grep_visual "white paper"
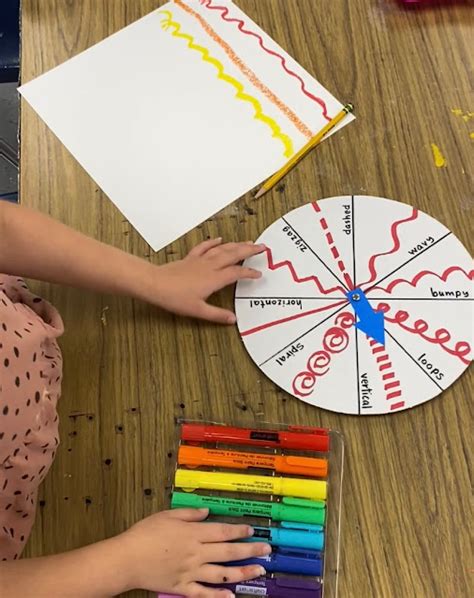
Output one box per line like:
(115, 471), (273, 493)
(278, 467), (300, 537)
(235, 196), (473, 415)
(19, 0), (352, 251)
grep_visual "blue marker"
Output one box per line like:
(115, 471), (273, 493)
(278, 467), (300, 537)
(227, 546), (323, 576)
(246, 522), (324, 550)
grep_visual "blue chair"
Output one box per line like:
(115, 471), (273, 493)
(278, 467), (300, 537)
(0, 0), (20, 84)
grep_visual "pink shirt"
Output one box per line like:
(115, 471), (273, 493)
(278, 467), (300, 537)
(0, 274), (63, 560)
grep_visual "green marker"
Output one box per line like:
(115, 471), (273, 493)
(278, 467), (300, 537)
(171, 492), (325, 525)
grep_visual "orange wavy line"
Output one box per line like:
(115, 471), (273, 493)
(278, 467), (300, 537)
(174, 0), (313, 139)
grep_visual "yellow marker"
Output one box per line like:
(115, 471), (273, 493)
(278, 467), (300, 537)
(254, 103), (354, 199)
(175, 468), (327, 501)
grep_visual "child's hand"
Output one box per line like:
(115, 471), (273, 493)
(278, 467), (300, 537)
(117, 508), (271, 597)
(147, 239), (265, 324)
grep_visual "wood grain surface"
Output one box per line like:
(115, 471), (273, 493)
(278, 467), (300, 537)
(20, 1), (472, 596)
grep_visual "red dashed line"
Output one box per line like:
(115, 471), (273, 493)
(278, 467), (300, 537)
(343, 274), (353, 288)
(311, 202), (354, 290)
(367, 338), (404, 410)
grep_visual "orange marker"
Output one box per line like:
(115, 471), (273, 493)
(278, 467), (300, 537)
(178, 445), (328, 478)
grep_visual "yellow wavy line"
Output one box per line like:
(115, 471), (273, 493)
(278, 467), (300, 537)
(159, 10), (294, 158)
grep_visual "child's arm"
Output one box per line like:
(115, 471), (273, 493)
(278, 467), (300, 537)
(0, 509), (269, 597)
(0, 201), (264, 323)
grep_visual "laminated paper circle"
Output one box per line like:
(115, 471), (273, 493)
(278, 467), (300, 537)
(235, 196), (473, 414)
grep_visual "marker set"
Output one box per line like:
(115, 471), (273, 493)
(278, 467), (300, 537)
(159, 421), (344, 598)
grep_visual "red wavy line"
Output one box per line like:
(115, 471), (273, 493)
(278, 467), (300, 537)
(240, 299), (347, 337)
(368, 266), (474, 295)
(264, 246), (347, 295)
(360, 208), (419, 288)
(199, 0), (331, 121)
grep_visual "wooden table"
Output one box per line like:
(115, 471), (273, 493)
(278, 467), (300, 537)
(20, 1), (472, 596)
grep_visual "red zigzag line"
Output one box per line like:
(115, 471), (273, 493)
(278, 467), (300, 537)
(199, 0), (331, 121)
(264, 246), (347, 295)
(360, 208), (419, 288)
(368, 266), (474, 295)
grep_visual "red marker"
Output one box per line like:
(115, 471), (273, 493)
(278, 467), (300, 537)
(181, 424), (330, 452)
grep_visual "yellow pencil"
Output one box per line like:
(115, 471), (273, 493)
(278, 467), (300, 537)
(255, 103), (354, 199)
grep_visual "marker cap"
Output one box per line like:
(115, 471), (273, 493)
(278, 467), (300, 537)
(280, 455), (328, 477)
(181, 423), (208, 443)
(280, 476), (327, 500)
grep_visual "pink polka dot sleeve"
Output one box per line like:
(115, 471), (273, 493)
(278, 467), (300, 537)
(0, 275), (64, 560)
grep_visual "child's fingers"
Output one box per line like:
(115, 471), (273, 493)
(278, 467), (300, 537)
(188, 238), (223, 257)
(218, 266), (262, 287)
(164, 508), (209, 522)
(211, 243), (265, 268)
(194, 302), (237, 325)
(201, 522), (254, 543)
(206, 541), (271, 563)
(196, 563), (265, 584)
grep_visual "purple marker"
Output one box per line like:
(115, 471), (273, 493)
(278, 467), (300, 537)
(158, 575), (322, 597)
(210, 576), (321, 597)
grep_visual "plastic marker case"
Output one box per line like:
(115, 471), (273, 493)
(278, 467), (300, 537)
(161, 419), (344, 598)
